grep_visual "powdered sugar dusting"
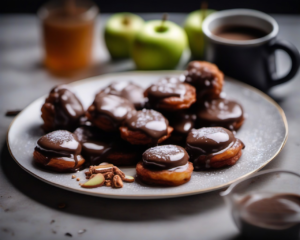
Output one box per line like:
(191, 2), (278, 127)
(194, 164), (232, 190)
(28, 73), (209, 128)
(145, 145), (183, 159)
(45, 130), (75, 144)
(191, 127), (228, 139)
(132, 109), (166, 128)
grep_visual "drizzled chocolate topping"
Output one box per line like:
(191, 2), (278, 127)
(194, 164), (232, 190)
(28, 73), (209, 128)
(35, 130), (82, 169)
(125, 109), (169, 139)
(92, 92), (135, 124)
(184, 61), (220, 89)
(146, 77), (187, 101)
(172, 112), (197, 135)
(74, 126), (142, 166)
(81, 140), (111, 166)
(45, 85), (84, 131)
(100, 81), (146, 109)
(74, 126), (107, 143)
(197, 98), (244, 130)
(186, 127), (240, 169)
(186, 127), (234, 155)
(143, 145), (189, 170)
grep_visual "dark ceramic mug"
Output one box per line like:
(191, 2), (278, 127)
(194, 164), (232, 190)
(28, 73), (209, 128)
(202, 9), (300, 91)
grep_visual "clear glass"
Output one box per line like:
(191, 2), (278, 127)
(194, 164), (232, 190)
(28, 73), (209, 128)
(221, 169), (300, 240)
(38, 0), (98, 73)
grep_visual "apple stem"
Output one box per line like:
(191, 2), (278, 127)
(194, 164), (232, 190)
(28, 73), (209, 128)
(123, 15), (131, 25)
(200, 1), (208, 24)
(157, 13), (168, 32)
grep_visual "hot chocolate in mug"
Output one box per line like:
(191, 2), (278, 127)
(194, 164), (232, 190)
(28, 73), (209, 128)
(202, 9), (300, 91)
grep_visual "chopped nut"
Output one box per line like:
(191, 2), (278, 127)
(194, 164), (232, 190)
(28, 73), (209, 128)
(113, 166), (125, 180)
(89, 174), (96, 179)
(112, 175), (123, 188)
(76, 178), (80, 181)
(104, 180), (112, 187)
(71, 175), (76, 179)
(103, 172), (114, 180)
(123, 175), (135, 183)
(94, 164), (114, 173)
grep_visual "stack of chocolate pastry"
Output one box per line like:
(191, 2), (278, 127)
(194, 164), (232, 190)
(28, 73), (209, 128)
(33, 61), (245, 187)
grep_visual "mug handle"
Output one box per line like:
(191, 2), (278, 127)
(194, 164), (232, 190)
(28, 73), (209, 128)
(268, 39), (300, 87)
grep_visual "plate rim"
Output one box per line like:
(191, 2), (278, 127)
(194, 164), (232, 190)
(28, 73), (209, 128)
(6, 70), (289, 199)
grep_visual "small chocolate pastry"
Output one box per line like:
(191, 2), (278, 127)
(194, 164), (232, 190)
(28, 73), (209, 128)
(86, 92), (135, 132)
(119, 109), (173, 145)
(41, 85), (85, 132)
(33, 130), (85, 172)
(167, 110), (197, 145)
(74, 125), (105, 143)
(136, 145), (194, 186)
(186, 127), (245, 170)
(184, 61), (224, 101)
(197, 98), (244, 131)
(74, 126), (143, 166)
(144, 77), (196, 111)
(100, 81), (146, 109)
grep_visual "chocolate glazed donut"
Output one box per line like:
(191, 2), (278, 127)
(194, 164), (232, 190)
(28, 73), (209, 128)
(119, 109), (173, 145)
(197, 98), (245, 131)
(186, 127), (245, 169)
(41, 85), (85, 132)
(74, 126), (143, 166)
(144, 77), (196, 111)
(136, 145), (194, 186)
(184, 61), (224, 101)
(86, 92), (135, 132)
(100, 81), (147, 109)
(33, 130), (85, 172)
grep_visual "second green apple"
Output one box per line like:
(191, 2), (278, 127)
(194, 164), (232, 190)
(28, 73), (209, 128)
(131, 20), (187, 70)
(184, 9), (215, 60)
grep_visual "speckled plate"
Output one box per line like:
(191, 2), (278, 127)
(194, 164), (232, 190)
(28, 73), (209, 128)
(7, 71), (288, 199)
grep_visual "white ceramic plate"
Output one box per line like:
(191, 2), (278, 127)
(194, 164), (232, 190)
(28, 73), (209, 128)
(7, 71), (288, 199)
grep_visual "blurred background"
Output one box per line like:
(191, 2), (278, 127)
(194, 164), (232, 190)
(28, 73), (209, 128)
(1, 0), (300, 14)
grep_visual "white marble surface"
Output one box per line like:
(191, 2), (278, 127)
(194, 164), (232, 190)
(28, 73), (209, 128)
(0, 13), (300, 240)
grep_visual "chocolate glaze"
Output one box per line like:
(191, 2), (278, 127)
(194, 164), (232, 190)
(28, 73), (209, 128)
(184, 61), (218, 89)
(45, 85), (84, 131)
(172, 112), (197, 135)
(125, 109), (169, 139)
(163, 110), (197, 146)
(35, 130), (82, 170)
(74, 126), (143, 166)
(100, 81), (146, 109)
(236, 193), (300, 240)
(186, 127), (244, 169)
(146, 77), (187, 108)
(91, 92), (135, 127)
(74, 125), (107, 143)
(197, 98), (244, 130)
(143, 145), (189, 170)
(81, 140), (112, 166)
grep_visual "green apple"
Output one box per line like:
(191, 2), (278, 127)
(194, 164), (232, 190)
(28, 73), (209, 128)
(104, 13), (144, 59)
(131, 20), (187, 70)
(184, 9), (215, 59)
